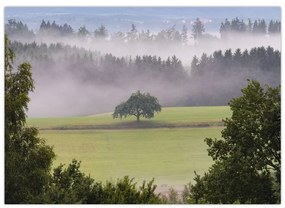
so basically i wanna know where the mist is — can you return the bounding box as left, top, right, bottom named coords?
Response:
left=32, top=32, right=280, bottom=65
left=9, top=31, right=281, bottom=118
left=25, top=54, right=188, bottom=117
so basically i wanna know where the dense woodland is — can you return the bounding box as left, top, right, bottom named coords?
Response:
left=189, top=46, right=280, bottom=105
left=10, top=40, right=281, bottom=115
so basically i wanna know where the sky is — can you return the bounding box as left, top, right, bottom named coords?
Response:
left=4, top=7, right=281, bottom=33
left=4, top=7, right=281, bottom=19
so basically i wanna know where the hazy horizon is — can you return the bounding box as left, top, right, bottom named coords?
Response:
left=5, top=7, right=281, bottom=118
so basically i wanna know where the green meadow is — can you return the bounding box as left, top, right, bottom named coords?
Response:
left=27, top=106, right=231, bottom=192
left=28, top=106, right=231, bottom=129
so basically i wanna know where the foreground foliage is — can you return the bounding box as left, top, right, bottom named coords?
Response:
left=188, top=80, right=281, bottom=204
left=38, top=160, right=162, bottom=204
left=5, top=34, right=162, bottom=204
left=5, top=34, right=55, bottom=203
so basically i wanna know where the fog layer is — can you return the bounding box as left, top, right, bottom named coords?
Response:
left=10, top=33, right=281, bottom=118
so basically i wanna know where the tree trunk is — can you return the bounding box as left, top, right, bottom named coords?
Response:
left=136, top=115, right=140, bottom=122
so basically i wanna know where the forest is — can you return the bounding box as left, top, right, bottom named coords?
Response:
left=9, top=38, right=281, bottom=116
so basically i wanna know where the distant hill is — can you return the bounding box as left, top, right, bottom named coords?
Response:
left=4, top=7, right=281, bottom=33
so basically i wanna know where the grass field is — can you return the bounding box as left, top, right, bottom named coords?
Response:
left=27, top=106, right=231, bottom=192
left=28, top=106, right=231, bottom=130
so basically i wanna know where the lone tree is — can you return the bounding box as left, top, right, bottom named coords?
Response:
left=113, top=91, right=161, bottom=122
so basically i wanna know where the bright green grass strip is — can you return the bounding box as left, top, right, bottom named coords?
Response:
left=27, top=106, right=231, bottom=129
left=41, top=127, right=222, bottom=191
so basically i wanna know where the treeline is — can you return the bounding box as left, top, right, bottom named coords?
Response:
left=12, top=41, right=280, bottom=76
left=5, top=17, right=281, bottom=43
left=187, top=46, right=280, bottom=106
left=10, top=41, right=101, bottom=63
left=39, top=20, right=74, bottom=36
left=10, top=40, right=280, bottom=108
left=191, top=46, right=281, bottom=76
left=5, top=19, right=35, bottom=39
left=11, top=41, right=187, bottom=85
left=220, top=18, right=281, bottom=39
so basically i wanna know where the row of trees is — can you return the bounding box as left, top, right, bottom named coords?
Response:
left=187, top=46, right=280, bottom=106
left=191, top=46, right=281, bottom=76
left=10, top=40, right=187, bottom=84
left=10, top=40, right=281, bottom=107
left=5, top=18, right=281, bottom=43
left=39, top=20, right=74, bottom=36
left=220, top=18, right=281, bottom=39
left=38, top=20, right=190, bottom=44
left=10, top=41, right=101, bottom=63
left=12, top=40, right=281, bottom=77
left=4, top=19, right=35, bottom=39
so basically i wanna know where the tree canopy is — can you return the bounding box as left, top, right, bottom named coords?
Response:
left=5, top=34, right=55, bottom=203
left=188, top=80, right=281, bottom=204
left=113, top=91, right=161, bottom=122
left=191, top=18, right=205, bottom=42
left=94, top=24, right=108, bottom=39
